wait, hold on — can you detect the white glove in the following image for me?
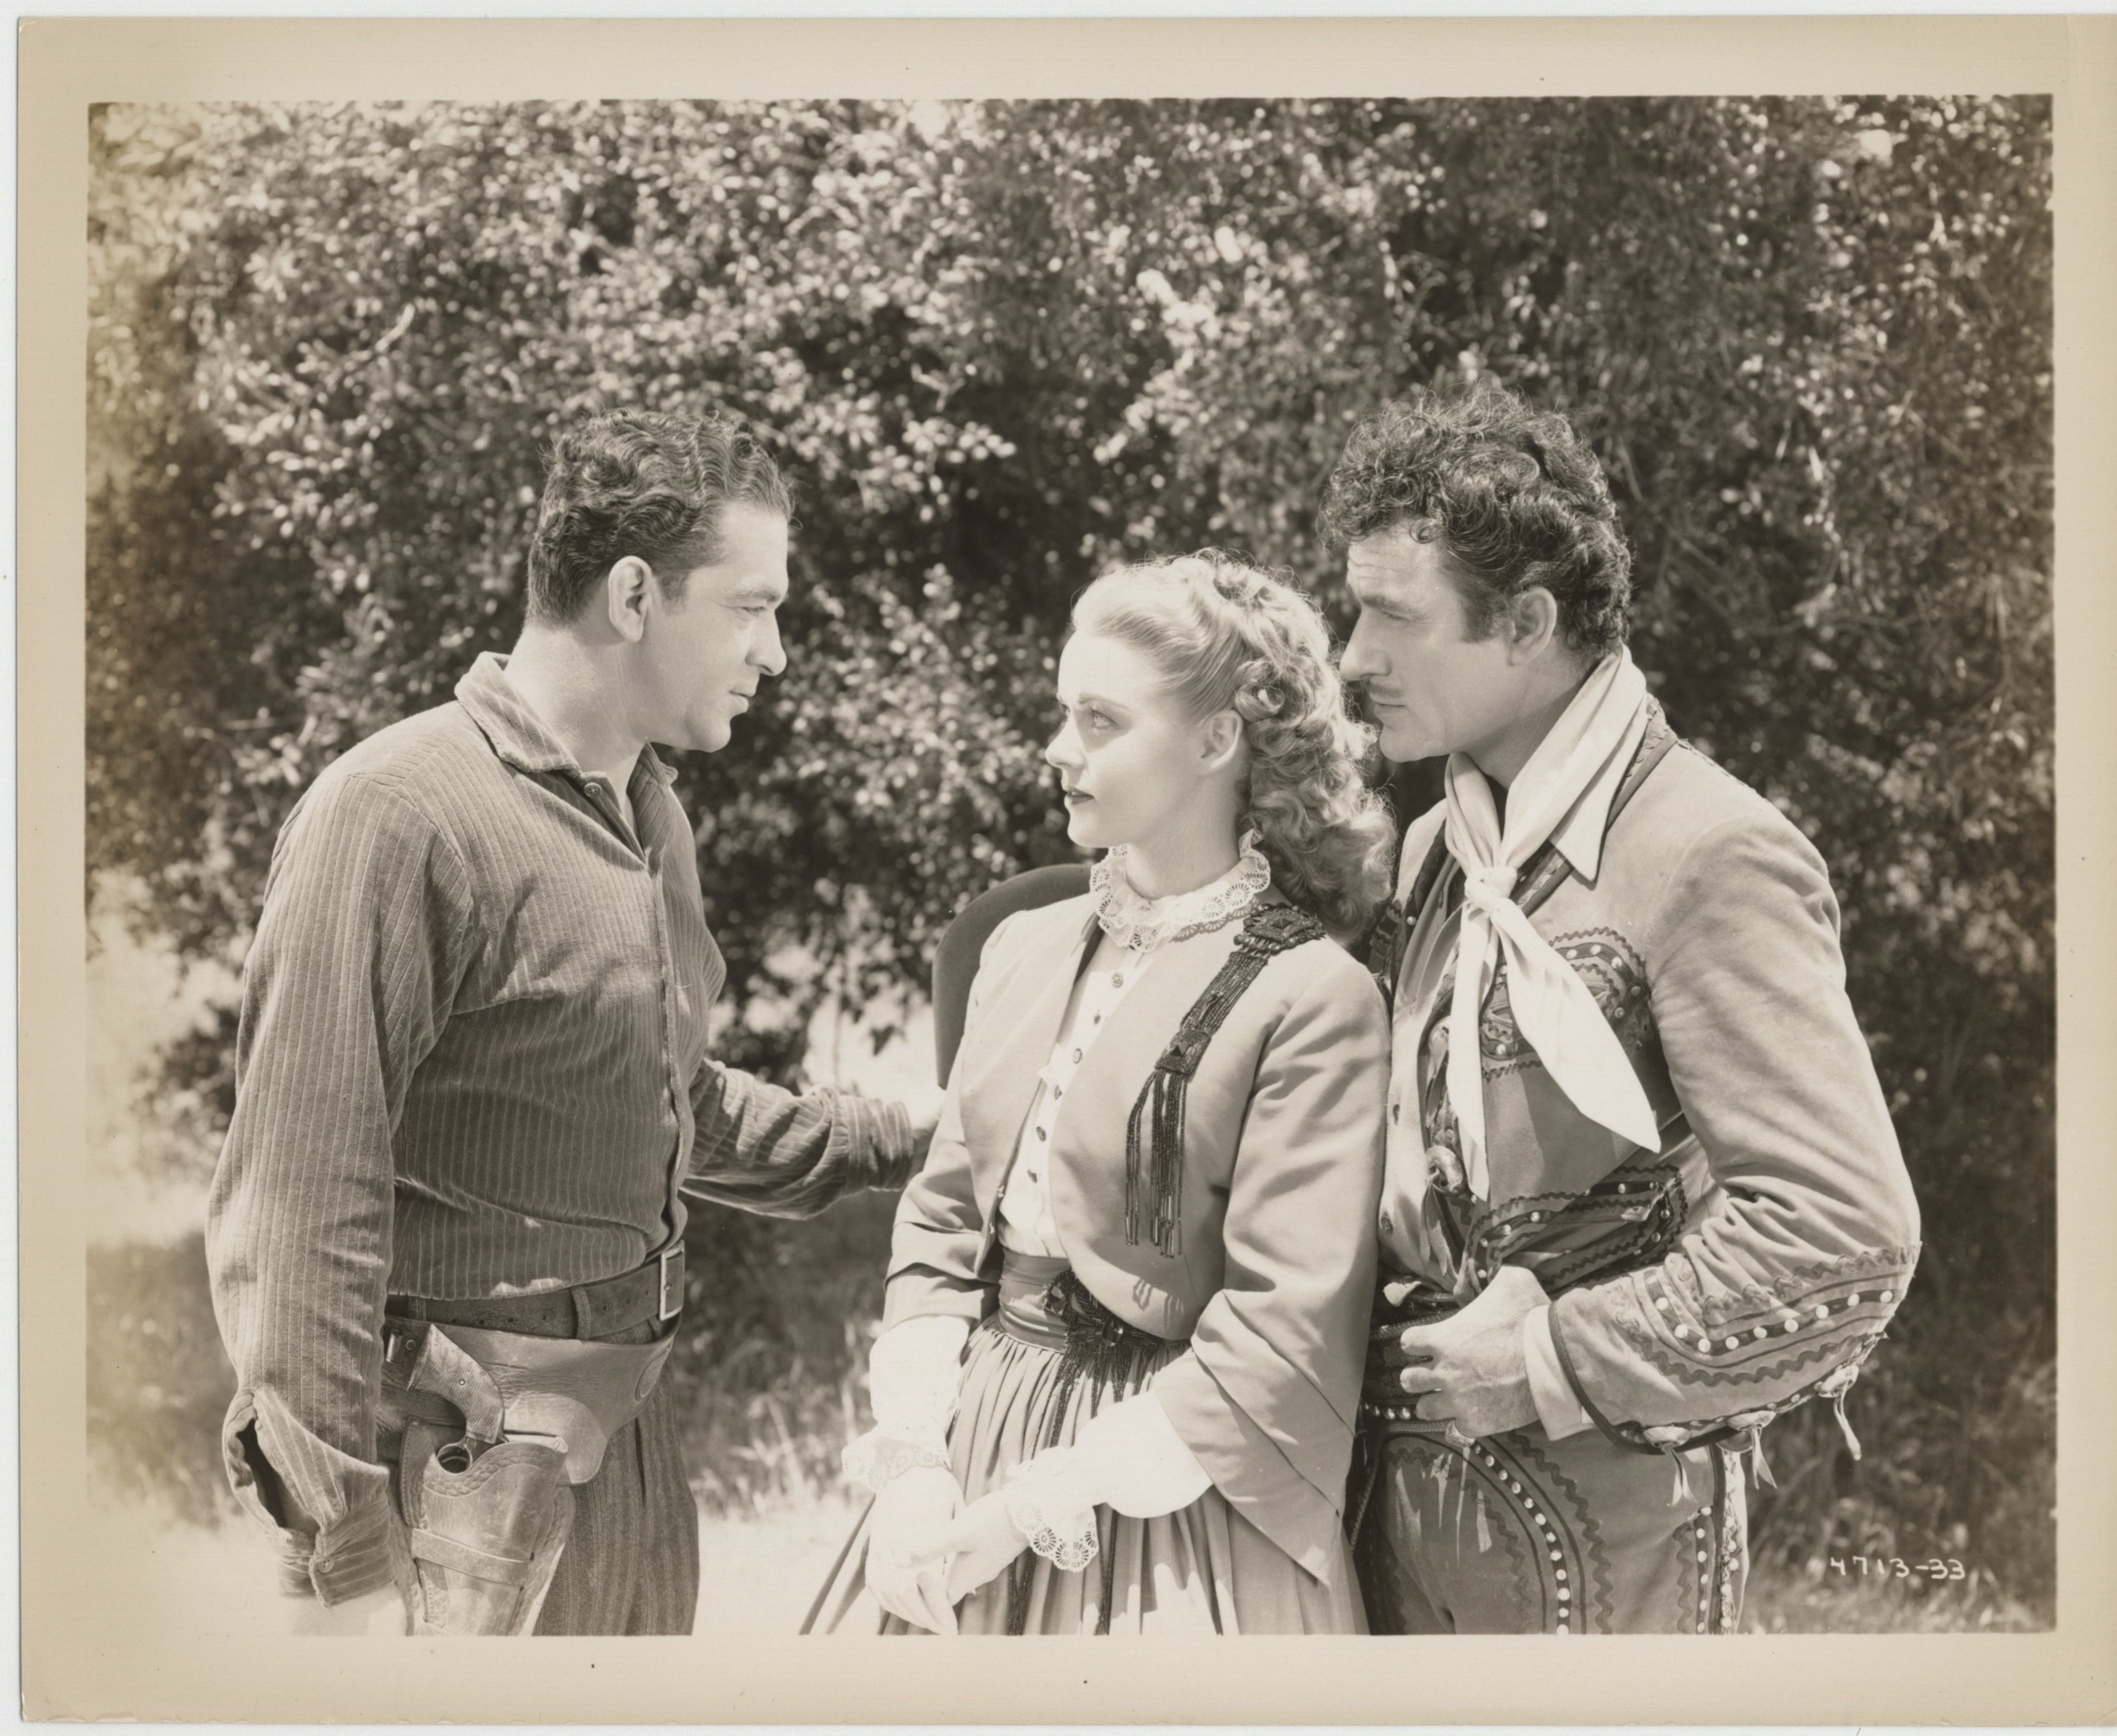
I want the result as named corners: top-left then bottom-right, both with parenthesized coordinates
top-left (864, 1464), bottom-right (964, 1634)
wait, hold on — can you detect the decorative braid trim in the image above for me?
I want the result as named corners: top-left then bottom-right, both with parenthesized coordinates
top-left (1123, 902), bottom-right (1325, 1256)
top-left (1679, 1243), bottom-right (1921, 1329)
top-left (1565, 1320), bottom-right (1888, 1453)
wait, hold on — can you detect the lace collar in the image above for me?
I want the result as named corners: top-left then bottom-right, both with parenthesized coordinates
top-left (1090, 830), bottom-right (1272, 955)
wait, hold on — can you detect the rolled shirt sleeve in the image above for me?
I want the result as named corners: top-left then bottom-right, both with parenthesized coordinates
top-left (684, 1061), bottom-right (917, 1220)
top-left (205, 772), bottom-right (469, 1602)
top-left (1547, 808), bottom-right (1922, 1450)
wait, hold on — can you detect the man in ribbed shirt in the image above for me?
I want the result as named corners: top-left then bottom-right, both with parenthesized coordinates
top-left (206, 410), bottom-right (930, 1635)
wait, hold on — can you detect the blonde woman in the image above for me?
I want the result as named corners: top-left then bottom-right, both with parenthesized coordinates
top-left (806, 553), bottom-right (1394, 1634)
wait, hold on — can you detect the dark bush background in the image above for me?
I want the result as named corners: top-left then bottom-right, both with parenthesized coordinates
top-left (86, 96), bottom-right (2052, 1629)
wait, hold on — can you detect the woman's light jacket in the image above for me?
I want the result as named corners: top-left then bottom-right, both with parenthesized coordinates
top-left (886, 893), bottom-right (1389, 1578)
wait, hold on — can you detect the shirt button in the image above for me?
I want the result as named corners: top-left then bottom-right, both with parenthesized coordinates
top-left (1111, 973), bottom-right (1124, 987)
top-left (1071, 1048), bottom-right (1083, 1063)
top-left (1054, 1087), bottom-right (1063, 1099)
top-left (1036, 1127), bottom-right (1047, 1141)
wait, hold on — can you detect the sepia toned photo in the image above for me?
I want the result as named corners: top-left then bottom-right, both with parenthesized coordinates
top-left (22, 13), bottom-right (2116, 1725)
top-left (82, 84), bottom-right (2051, 1637)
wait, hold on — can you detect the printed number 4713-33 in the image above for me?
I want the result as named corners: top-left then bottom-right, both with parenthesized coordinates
top-left (1829, 1556), bottom-right (1966, 1582)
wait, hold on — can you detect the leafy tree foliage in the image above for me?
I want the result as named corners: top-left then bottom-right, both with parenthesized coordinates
top-left (88, 96), bottom-right (2052, 1616)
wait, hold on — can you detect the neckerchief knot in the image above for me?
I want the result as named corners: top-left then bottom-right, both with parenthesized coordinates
top-left (1424, 650), bottom-right (1665, 1202)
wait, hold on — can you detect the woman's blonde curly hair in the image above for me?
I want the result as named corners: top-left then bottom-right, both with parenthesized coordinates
top-left (1073, 550), bottom-right (1397, 940)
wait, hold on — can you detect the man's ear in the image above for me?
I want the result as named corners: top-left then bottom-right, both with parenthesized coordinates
top-left (1503, 586), bottom-right (1561, 665)
top-left (605, 556), bottom-right (654, 644)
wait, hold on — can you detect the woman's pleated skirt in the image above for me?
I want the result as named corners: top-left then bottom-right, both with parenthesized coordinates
top-left (803, 1253), bottom-right (1363, 1635)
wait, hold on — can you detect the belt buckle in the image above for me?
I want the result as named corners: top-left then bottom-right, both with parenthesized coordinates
top-left (656, 1244), bottom-right (683, 1321)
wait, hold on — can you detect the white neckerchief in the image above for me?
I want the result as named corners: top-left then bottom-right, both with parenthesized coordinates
top-left (1440, 650), bottom-right (1662, 1198)
top-left (1090, 830), bottom-right (1270, 954)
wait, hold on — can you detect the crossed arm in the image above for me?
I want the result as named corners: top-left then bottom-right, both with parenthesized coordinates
top-left (1396, 810), bottom-right (1921, 1449)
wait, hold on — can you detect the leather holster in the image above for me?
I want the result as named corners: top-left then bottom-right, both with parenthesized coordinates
top-left (379, 1318), bottom-right (676, 1635)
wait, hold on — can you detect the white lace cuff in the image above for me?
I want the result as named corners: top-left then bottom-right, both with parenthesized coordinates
top-left (999, 1450), bottom-right (1100, 1573)
top-left (990, 1395), bottom-right (1212, 1571)
top-left (840, 1433), bottom-right (950, 1494)
top-left (842, 1314), bottom-right (972, 1491)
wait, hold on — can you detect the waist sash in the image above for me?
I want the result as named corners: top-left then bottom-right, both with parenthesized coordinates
top-left (989, 1248), bottom-right (1184, 1435)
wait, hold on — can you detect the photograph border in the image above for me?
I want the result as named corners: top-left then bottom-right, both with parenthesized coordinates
top-left (20, 13), bottom-right (2116, 1723)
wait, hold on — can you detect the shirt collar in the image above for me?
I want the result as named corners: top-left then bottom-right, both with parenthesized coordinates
top-left (636, 742), bottom-right (679, 787)
top-left (1539, 675), bottom-right (1651, 883)
top-left (454, 653), bottom-right (679, 789)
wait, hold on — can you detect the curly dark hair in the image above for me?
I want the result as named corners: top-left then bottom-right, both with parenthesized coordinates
top-left (1318, 378), bottom-right (1632, 660)
top-left (526, 409), bottom-right (792, 624)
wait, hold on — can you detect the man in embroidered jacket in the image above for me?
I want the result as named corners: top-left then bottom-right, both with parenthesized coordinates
top-left (1330, 382), bottom-right (1921, 1634)
top-left (206, 412), bottom-right (926, 1635)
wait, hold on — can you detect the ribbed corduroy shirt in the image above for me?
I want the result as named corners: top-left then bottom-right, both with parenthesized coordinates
top-left (206, 653), bottom-right (914, 1603)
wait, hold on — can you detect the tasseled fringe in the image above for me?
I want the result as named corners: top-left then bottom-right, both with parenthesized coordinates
top-left (1667, 1445), bottom-right (1693, 1507)
top-left (1475, 1488), bottom-right (1494, 1555)
top-left (1747, 1426), bottom-right (1777, 1489)
top-left (1122, 1088), bottom-right (1151, 1248)
top-left (1004, 1554), bottom-right (1034, 1635)
top-left (1831, 1391), bottom-right (1863, 1461)
top-left (1006, 1274), bottom-right (1170, 1634)
top-left (1043, 1269), bottom-right (1159, 1420)
top-left (1121, 1055), bottom-right (1192, 1256)
top-left (1121, 904), bottom-right (1323, 1257)
top-left (1095, 1512), bottom-right (1118, 1636)
top-left (1124, 1042), bottom-right (1194, 1258)
top-left (1147, 1062), bottom-right (1189, 1256)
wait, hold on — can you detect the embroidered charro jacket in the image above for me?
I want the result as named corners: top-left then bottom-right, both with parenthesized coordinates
top-left (1373, 709), bottom-right (1922, 1455)
top-left (887, 893), bottom-right (1389, 1579)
